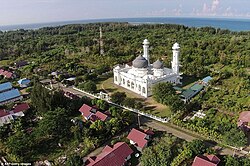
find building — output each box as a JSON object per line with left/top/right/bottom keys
{"left": 180, "top": 83, "right": 203, "bottom": 103}
{"left": 85, "top": 142, "right": 133, "bottom": 166}
{"left": 113, "top": 39, "right": 181, "bottom": 97}
{"left": 127, "top": 128, "right": 154, "bottom": 151}
{"left": 79, "top": 104, "right": 109, "bottom": 122}
{"left": 14, "top": 61, "right": 28, "bottom": 68}
{"left": 0, "top": 103, "right": 29, "bottom": 126}
{"left": 0, "top": 82, "right": 23, "bottom": 105}
{"left": 0, "top": 69, "right": 15, "bottom": 79}
{"left": 201, "top": 76, "right": 213, "bottom": 86}
{"left": 192, "top": 155, "right": 220, "bottom": 166}
{"left": 18, "top": 78, "right": 31, "bottom": 87}
{"left": 238, "top": 111, "right": 250, "bottom": 131}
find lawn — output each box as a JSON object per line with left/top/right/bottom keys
{"left": 99, "top": 77, "right": 172, "bottom": 118}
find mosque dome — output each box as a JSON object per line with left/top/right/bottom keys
{"left": 132, "top": 55, "right": 148, "bottom": 68}
{"left": 153, "top": 59, "right": 164, "bottom": 69}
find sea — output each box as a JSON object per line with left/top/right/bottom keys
{"left": 1, "top": 17, "right": 250, "bottom": 32}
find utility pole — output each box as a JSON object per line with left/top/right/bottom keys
{"left": 138, "top": 113, "right": 141, "bottom": 128}
{"left": 99, "top": 27, "right": 104, "bottom": 56}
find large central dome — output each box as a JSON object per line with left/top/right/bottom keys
{"left": 132, "top": 55, "right": 148, "bottom": 68}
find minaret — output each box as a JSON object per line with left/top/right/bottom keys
{"left": 143, "top": 39, "right": 150, "bottom": 64}
{"left": 99, "top": 27, "right": 104, "bottom": 55}
{"left": 172, "top": 43, "right": 180, "bottom": 75}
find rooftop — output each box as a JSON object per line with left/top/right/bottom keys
{"left": 0, "top": 82, "right": 12, "bottom": 93}
{"left": 192, "top": 155, "right": 220, "bottom": 166}
{"left": 127, "top": 128, "right": 148, "bottom": 148}
{"left": 0, "top": 89, "right": 22, "bottom": 103}
{"left": 86, "top": 142, "right": 133, "bottom": 166}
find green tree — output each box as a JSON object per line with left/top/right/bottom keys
{"left": 110, "top": 92, "right": 126, "bottom": 104}
{"left": 65, "top": 155, "right": 83, "bottom": 166}
{"left": 83, "top": 80, "right": 97, "bottom": 93}
{"left": 223, "top": 127, "right": 247, "bottom": 147}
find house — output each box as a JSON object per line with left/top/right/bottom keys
{"left": 14, "top": 61, "right": 28, "bottom": 68}
{"left": 79, "top": 104, "right": 109, "bottom": 122}
{"left": 18, "top": 78, "right": 31, "bottom": 87}
{"left": 90, "top": 111, "right": 109, "bottom": 122}
{"left": 0, "top": 69, "right": 15, "bottom": 79}
{"left": 0, "top": 103, "right": 29, "bottom": 126}
{"left": 0, "top": 82, "right": 12, "bottom": 93}
{"left": 180, "top": 83, "right": 203, "bottom": 103}
{"left": 0, "top": 89, "right": 23, "bottom": 105}
{"left": 192, "top": 154, "right": 220, "bottom": 166}
{"left": 85, "top": 142, "right": 133, "bottom": 166}
{"left": 79, "top": 104, "right": 97, "bottom": 121}
{"left": 238, "top": 111, "right": 250, "bottom": 131}
{"left": 127, "top": 128, "right": 153, "bottom": 151}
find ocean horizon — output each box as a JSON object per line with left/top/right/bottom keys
{"left": 1, "top": 17, "right": 250, "bottom": 32}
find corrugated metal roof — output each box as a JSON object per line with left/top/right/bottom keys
{"left": 202, "top": 76, "right": 213, "bottom": 84}
{"left": 0, "top": 89, "right": 21, "bottom": 103}
{"left": 190, "top": 84, "right": 203, "bottom": 91}
{"left": 18, "top": 78, "right": 31, "bottom": 85}
{"left": 0, "top": 82, "right": 12, "bottom": 92}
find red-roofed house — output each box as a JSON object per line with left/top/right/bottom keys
{"left": 0, "top": 103, "right": 29, "bottom": 126}
{"left": 238, "top": 111, "right": 250, "bottom": 131}
{"left": 192, "top": 155, "right": 220, "bottom": 166}
{"left": 79, "top": 104, "right": 97, "bottom": 121}
{"left": 85, "top": 142, "right": 133, "bottom": 166}
{"left": 127, "top": 128, "right": 153, "bottom": 151}
{"left": 79, "top": 104, "right": 110, "bottom": 122}
{"left": 0, "top": 69, "right": 15, "bottom": 79}
{"left": 90, "top": 111, "right": 109, "bottom": 122}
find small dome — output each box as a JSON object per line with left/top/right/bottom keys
{"left": 153, "top": 60, "right": 164, "bottom": 69}
{"left": 143, "top": 39, "right": 150, "bottom": 45}
{"left": 172, "top": 43, "right": 180, "bottom": 50}
{"left": 132, "top": 55, "right": 148, "bottom": 68}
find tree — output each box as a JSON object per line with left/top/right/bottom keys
{"left": 65, "top": 155, "right": 83, "bottom": 166}
{"left": 30, "top": 82, "right": 52, "bottom": 113}
{"left": 36, "top": 107, "right": 72, "bottom": 140}
{"left": 223, "top": 127, "right": 247, "bottom": 147}
{"left": 122, "top": 98, "right": 136, "bottom": 108}
{"left": 152, "top": 82, "right": 175, "bottom": 103}
{"left": 83, "top": 80, "right": 97, "bottom": 93}
{"left": 110, "top": 92, "right": 126, "bottom": 104}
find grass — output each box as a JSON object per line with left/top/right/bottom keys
{"left": 99, "top": 77, "right": 172, "bottom": 118}
{"left": 0, "top": 60, "right": 11, "bottom": 66}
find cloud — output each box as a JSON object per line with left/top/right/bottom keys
{"left": 211, "top": 0, "right": 220, "bottom": 12}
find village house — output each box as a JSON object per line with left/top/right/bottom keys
{"left": 238, "top": 111, "right": 250, "bottom": 131}
{"left": 192, "top": 154, "right": 220, "bottom": 166}
{"left": 127, "top": 128, "right": 154, "bottom": 151}
{"left": 0, "top": 69, "right": 16, "bottom": 79}
{"left": 0, "top": 82, "right": 23, "bottom": 105}
{"left": 79, "top": 104, "right": 109, "bottom": 122}
{"left": 85, "top": 142, "right": 133, "bottom": 166}
{"left": 0, "top": 103, "right": 30, "bottom": 126}
{"left": 18, "top": 78, "right": 31, "bottom": 88}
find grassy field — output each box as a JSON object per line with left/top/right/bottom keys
{"left": 99, "top": 77, "right": 171, "bottom": 118}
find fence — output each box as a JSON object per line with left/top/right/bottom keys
{"left": 72, "top": 86, "right": 170, "bottom": 123}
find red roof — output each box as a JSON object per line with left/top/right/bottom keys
{"left": 0, "top": 69, "right": 14, "bottom": 78}
{"left": 79, "top": 104, "right": 93, "bottom": 118}
{"left": 127, "top": 128, "right": 148, "bottom": 148}
{"left": 192, "top": 155, "right": 220, "bottom": 166}
{"left": 144, "top": 129, "right": 154, "bottom": 135}
{"left": 90, "top": 111, "right": 108, "bottom": 122}
{"left": 13, "top": 103, "right": 30, "bottom": 113}
{"left": 86, "top": 142, "right": 133, "bottom": 166}
{"left": 0, "top": 109, "right": 9, "bottom": 117}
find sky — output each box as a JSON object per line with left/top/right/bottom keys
{"left": 0, "top": 0, "right": 250, "bottom": 25}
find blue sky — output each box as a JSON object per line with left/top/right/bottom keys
{"left": 1, "top": 0, "right": 250, "bottom": 25}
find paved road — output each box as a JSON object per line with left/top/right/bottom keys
{"left": 140, "top": 116, "right": 247, "bottom": 157}
{"left": 47, "top": 82, "right": 248, "bottom": 157}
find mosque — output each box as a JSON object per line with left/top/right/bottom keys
{"left": 113, "top": 39, "right": 181, "bottom": 97}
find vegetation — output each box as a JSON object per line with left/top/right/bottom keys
{"left": 152, "top": 82, "right": 185, "bottom": 112}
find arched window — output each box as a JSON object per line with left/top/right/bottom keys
{"left": 123, "top": 79, "right": 125, "bottom": 85}
{"left": 138, "top": 85, "right": 141, "bottom": 91}
{"left": 131, "top": 82, "right": 135, "bottom": 89}
{"left": 115, "top": 76, "right": 118, "bottom": 81}
{"left": 142, "top": 87, "right": 146, "bottom": 94}
{"left": 127, "top": 80, "right": 130, "bottom": 87}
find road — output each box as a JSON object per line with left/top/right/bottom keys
{"left": 48, "top": 82, "right": 248, "bottom": 157}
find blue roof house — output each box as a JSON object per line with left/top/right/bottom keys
{"left": 0, "top": 82, "right": 12, "bottom": 93}
{"left": 18, "top": 78, "right": 31, "bottom": 88}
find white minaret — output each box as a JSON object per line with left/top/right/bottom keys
{"left": 143, "top": 39, "right": 150, "bottom": 64}
{"left": 172, "top": 43, "right": 180, "bottom": 75}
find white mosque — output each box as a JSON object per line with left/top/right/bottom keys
{"left": 113, "top": 39, "right": 182, "bottom": 97}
